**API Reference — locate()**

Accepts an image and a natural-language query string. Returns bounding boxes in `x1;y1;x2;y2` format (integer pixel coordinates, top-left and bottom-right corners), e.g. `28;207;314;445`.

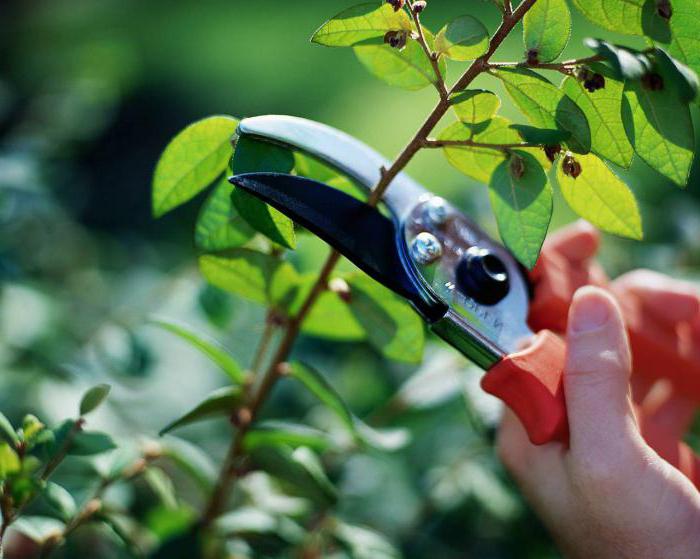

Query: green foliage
152;116;239;218
450;89;501;123
571;0;645;35
79;383;111;416
160;386;243;435
523;0;571;63
489;152;553;269
311;3;411;47
244;421;333;452
435;15;489;61
195;178;255;251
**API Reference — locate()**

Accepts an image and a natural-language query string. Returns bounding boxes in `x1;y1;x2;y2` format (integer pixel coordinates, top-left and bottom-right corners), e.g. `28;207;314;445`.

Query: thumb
565;286;637;454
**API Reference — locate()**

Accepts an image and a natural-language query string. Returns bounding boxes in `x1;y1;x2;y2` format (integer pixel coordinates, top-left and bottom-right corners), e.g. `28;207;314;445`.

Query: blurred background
1;1;699;557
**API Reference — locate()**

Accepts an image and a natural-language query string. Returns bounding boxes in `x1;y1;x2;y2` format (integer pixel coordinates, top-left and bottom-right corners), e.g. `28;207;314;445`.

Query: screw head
425;197;450;226
411;232;443;265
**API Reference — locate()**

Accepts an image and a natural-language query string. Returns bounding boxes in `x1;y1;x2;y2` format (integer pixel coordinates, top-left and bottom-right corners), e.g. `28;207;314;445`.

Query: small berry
583;72;606;92
384;30;408;50
562;155;582;179
641;72;664;91
657;0;672;20
544;144;562;163
387;0;405;11
509;154;526;180
413;1;427;13
526;48;540;65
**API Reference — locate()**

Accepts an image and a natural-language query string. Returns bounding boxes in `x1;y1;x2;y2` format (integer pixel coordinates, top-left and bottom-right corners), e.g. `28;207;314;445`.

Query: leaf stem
198;0;539;530
488;54;605;75
422;138;542;150
406;0;448;100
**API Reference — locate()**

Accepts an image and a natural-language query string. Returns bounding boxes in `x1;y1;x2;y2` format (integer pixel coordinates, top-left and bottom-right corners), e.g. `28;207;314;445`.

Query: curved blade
230;173;445;320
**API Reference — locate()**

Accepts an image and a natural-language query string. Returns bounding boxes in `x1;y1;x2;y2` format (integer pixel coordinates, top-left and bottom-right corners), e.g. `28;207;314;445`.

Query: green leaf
244;421;333;452
523;0;571;62
450;90;500;124
556;153;642;239
311;2;411;47
160;386;243;436
144;467;178;509
43;482;77;519
622;80;695;187
12;516;65;544
583;39;651;80
333;522;401;559
439;117;548;183
195;178;255;251
0;442;20;479
354;31;447;91
489;152;552;269
570;0;645;36
0;411;19;445
69;431;117;456
561;65;633;168
667;0;700;81
655;48;699;102
495;68;591;153
79;384;111;416
249;445;337;506
509;124;570;144
199;249;282;305
149;317;245;384
347;275;425;363
21;415;44;442
435;15;489;61
231;137;296;249
161;437;217;493
152;116;238;218
215;507;305;544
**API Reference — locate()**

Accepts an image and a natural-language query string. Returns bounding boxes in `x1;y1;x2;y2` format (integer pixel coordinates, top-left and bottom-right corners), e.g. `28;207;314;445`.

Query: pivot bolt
411;232;442;265
425;196;450;226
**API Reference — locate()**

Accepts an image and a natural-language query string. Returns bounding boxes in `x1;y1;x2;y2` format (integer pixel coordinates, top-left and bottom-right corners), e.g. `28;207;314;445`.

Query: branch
407;1;448;100
422;138;542;150
488;54;605;75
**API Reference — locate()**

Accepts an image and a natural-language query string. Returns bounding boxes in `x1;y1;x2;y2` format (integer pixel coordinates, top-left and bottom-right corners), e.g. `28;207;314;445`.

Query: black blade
230;172;445;320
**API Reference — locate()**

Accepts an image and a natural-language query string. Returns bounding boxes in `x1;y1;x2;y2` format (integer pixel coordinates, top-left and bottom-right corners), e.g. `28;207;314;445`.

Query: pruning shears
230;115;700;484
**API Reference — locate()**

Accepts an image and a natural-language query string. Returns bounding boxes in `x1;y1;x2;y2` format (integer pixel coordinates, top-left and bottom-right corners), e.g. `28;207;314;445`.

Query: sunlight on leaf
195;177;255;251
523;0;571;62
311;3;411;47
450;89;500;124
435;15;489;61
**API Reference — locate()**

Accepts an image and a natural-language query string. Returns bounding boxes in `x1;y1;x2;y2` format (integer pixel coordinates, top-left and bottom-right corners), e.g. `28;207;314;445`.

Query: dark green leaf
0;411;19;445
333;521;401;559
556;153;642;238
195;178;255;251
43;482;77;519
69;431;117;456
144;467;178;509
231;137;296;249
152;116;238;218
215;506;306;543
249;445;337;506
622;80;695;186
523;0;571;62
347;274;425;363
667;0;700;82
495;68;591;153
244;421;333;452
450;90;500;123
159;386;243;436
311;3;411;47
198;249;282;305
561;66;633;168
79;383;111;416
161;437;217;493
149;317;245;384
583;38;651;80
655;48;699;102
571;0;645;36
509;124;570;144
435;15;489;61
489;152;552;269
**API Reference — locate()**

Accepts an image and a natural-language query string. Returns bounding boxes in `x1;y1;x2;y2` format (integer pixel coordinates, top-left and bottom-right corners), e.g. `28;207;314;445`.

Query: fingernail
570;288;610;332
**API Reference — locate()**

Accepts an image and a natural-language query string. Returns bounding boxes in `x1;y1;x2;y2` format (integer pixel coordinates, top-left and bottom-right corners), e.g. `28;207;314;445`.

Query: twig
488;54;605;75
198;0;539;530
41;419;85;481
422;138;542;150
407;1;448;100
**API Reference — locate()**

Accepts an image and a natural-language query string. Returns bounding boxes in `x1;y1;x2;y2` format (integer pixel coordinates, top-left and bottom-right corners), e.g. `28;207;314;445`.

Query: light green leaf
435;15;489;61
244;421;333;452
160;386;243;436
231;137;296;249
195;178;255;251
79;384;111;416
440;117;549;183
44;482;77;519
149;317;245;384
584;39;651;80
12;517;65;544
354;31;446;91
509;124;570;144
450;90;500;124
556;153;642;238
199;249;282;305
667;0;700;80
622;80;695;186
144;467;178;509
293;152;338;182
216;506;305;543
0;412;19;446
489;152;552;269
495;68;591;153
347;275;425;363
571;0;645;36
152;116;238;218
69;431;117;456
655;48;699;102
523;0;571;62
21;414;45;442
161;437;217;493
0;442;20;479
311;2;411;47
249;445;337;506
561;66;633;168
334;522;401;559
